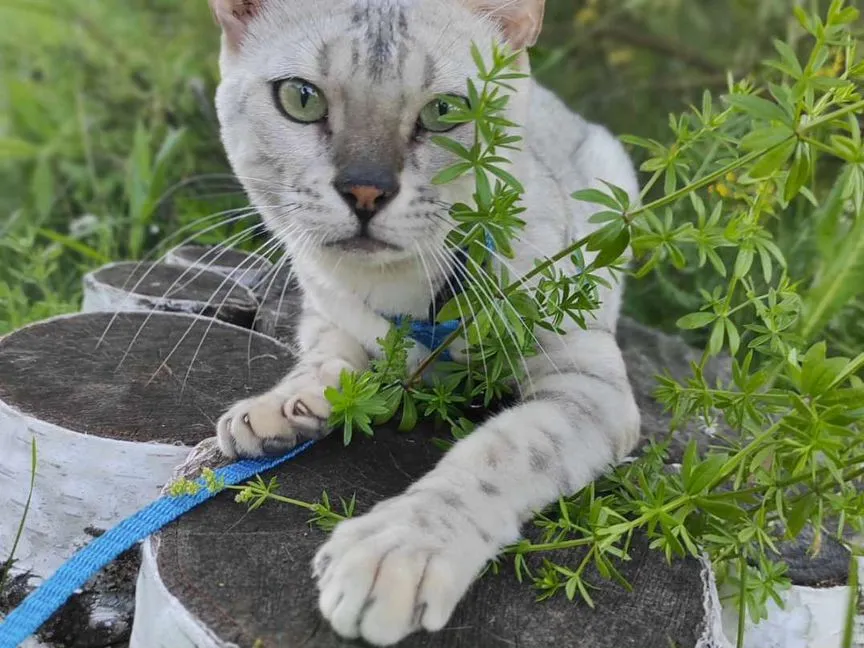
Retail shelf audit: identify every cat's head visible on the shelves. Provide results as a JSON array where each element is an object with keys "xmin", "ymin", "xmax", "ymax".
[{"xmin": 209, "ymin": 0, "xmax": 544, "ymax": 267}]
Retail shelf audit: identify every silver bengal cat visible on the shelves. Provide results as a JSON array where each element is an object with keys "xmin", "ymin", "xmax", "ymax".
[{"xmin": 208, "ymin": 0, "xmax": 640, "ymax": 644}]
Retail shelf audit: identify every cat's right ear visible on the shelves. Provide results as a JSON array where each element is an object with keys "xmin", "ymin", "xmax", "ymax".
[{"xmin": 209, "ymin": 0, "xmax": 263, "ymax": 50}]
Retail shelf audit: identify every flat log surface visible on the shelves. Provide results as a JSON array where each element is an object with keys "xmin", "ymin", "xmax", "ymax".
[
  {"xmin": 86, "ymin": 262, "xmax": 260, "ymax": 328},
  {"xmin": 157, "ymin": 428, "xmax": 708, "ymax": 648},
  {"xmin": 777, "ymin": 528, "xmax": 850, "ymax": 588},
  {"xmin": 166, "ymin": 245, "xmax": 274, "ymax": 290},
  {"xmin": 0, "ymin": 312, "xmax": 292, "ymax": 444},
  {"xmin": 167, "ymin": 245, "xmax": 273, "ymax": 275}
]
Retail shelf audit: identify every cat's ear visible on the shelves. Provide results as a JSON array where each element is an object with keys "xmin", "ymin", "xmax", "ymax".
[
  {"xmin": 463, "ymin": 0, "xmax": 546, "ymax": 50},
  {"xmin": 209, "ymin": 0, "xmax": 264, "ymax": 49}
]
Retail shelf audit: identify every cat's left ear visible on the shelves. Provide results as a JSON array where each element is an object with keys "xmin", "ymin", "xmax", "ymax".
[
  {"xmin": 209, "ymin": 0, "xmax": 264, "ymax": 49},
  {"xmin": 462, "ymin": 0, "xmax": 546, "ymax": 50}
]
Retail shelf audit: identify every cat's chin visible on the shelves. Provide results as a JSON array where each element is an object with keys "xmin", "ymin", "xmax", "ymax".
[
  {"xmin": 312, "ymin": 235, "xmax": 421, "ymax": 269},
  {"xmin": 325, "ymin": 235, "xmax": 401, "ymax": 254}
]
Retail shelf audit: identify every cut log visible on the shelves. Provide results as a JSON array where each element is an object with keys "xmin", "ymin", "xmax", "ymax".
[
  {"xmin": 720, "ymin": 529, "xmax": 860, "ymax": 648},
  {"xmin": 167, "ymin": 244, "xmax": 302, "ymax": 343},
  {"xmin": 165, "ymin": 245, "xmax": 273, "ymax": 291},
  {"xmin": 129, "ymin": 316, "xmax": 735, "ymax": 648},
  {"xmin": 133, "ymin": 429, "xmax": 725, "ymax": 648},
  {"xmin": 82, "ymin": 261, "xmax": 260, "ymax": 329},
  {"xmin": 2, "ymin": 253, "xmax": 855, "ymax": 648},
  {"xmin": 0, "ymin": 312, "xmax": 292, "ymax": 585}
]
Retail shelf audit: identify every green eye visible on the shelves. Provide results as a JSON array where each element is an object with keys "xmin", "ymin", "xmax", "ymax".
[
  {"xmin": 418, "ymin": 95, "xmax": 466, "ymax": 133},
  {"xmin": 274, "ymin": 78, "xmax": 328, "ymax": 123}
]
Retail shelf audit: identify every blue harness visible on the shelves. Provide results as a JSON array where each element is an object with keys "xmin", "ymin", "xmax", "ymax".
[{"xmin": 386, "ymin": 244, "xmax": 476, "ymax": 361}]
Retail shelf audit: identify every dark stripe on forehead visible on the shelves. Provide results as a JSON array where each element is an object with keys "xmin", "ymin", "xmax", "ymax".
[
  {"xmin": 423, "ymin": 54, "xmax": 436, "ymax": 90},
  {"xmin": 352, "ymin": 39, "xmax": 361, "ymax": 70},
  {"xmin": 318, "ymin": 43, "xmax": 331, "ymax": 78},
  {"xmin": 396, "ymin": 41, "xmax": 410, "ymax": 79},
  {"xmin": 352, "ymin": 0, "xmax": 411, "ymax": 81}
]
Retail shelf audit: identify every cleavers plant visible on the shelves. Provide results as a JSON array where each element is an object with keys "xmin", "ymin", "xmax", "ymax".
[{"xmin": 229, "ymin": 2, "xmax": 864, "ymax": 643}]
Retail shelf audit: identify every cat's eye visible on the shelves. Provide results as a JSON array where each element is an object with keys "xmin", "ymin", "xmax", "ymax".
[
  {"xmin": 274, "ymin": 78, "xmax": 328, "ymax": 124},
  {"xmin": 418, "ymin": 95, "xmax": 467, "ymax": 133}
]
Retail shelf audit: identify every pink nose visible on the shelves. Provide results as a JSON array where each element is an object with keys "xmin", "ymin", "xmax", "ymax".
[{"xmin": 347, "ymin": 185, "xmax": 386, "ymax": 212}]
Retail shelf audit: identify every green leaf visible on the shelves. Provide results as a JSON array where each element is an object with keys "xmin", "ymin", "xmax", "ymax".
[
  {"xmin": 0, "ymin": 137, "xmax": 39, "ymax": 160},
  {"xmin": 740, "ymin": 127, "xmax": 793, "ymax": 152},
  {"xmin": 677, "ymin": 312, "xmax": 717, "ymax": 330},
  {"xmin": 733, "ymin": 247, "xmax": 755, "ymax": 279},
  {"xmin": 750, "ymin": 139, "xmax": 796, "ymax": 178},
  {"xmin": 432, "ymin": 162, "xmax": 473, "ymax": 185},
  {"xmin": 772, "ymin": 39, "xmax": 804, "ymax": 77},
  {"xmin": 600, "ymin": 181, "xmax": 631, "ymax": 209},
  {"xmin": 486, "ymin": 163, "xmax": 525, "ymax": 193},
  {"xmin": 38, "ymin": 229, "xmax": 110, "ymax": 264},
  {"xmin": 784, "ymin": 147, "xmax": 810, "ymax": 202},
  {"xmin": 572, "ymin": 188, "xmax": 621, "ymax": 211},
  {"xmin": 431, "ymin": 136, "xmax": 473, "ymax": 161},
  {"xmin": 726, "ymin": 94, "xmax": 791, "ymax": 124},
  {"xmin": 436, "ymin": 293, "xmax": 474, "ymax": 324},
  {"xmin": 786, "ymin": 495, "xmax": 816, "ymax": 538},
  {"xmin": 708, "ymin": 320, "xmax": 725, "ymax": 356},
  {"xmin": 687, "ymin": 454, "xmax": 729, "ymax": 494},
  {"xmin": 398, "ymin": 392, "xmax": 418, "ymax": 432},
  {"xmin": 592, "ymin": 228, "xmax": 630, "ymax": 268},
  {"xmin": 725, "ymin": 319, "xmax": 740, "ymax": 355},
  {"xmin": 696, "ymin": 498, "xmax": 748, "ymax": 521}
]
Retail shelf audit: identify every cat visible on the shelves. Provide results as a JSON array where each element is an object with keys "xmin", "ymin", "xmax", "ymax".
[{"xmin": 208, "ymin": 0, "xmax": 641, "ymax": 645}]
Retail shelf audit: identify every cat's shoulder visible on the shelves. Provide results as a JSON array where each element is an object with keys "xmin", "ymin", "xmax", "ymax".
[{"xmin": 527, "ymin": 80, "xmax": 637, "ymax": 196}]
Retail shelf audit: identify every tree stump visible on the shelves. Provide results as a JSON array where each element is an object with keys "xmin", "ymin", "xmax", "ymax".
[
  {"xmin": 165, "ymin": 245, "xmax": 274, "ymax": 291},
  {"xmin": 163, "ymin": 244, "xmax": 303, "ymax": 342},
  {"xmin": 131, "ymin": 428, "xmax": 724, "ymax": 648},
  {"xmin": 0, "ymin": 312, "xmax": 292, "ymax": 582},
  {"xmin": 82, "ymin": 261, "xmax": 260, "ymax": 329},
  {"xmin": 2, "ymin": 247, "xmax": 857, "ymax": 648}
]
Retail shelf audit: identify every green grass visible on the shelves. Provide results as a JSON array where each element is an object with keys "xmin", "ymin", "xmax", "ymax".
[{"xmin": 0, "ymin": 0, "xmax": 860, "ymax": 357}]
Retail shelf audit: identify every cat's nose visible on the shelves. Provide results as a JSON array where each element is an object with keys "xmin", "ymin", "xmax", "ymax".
[{"xmin": 334, "ymin": 169, "xmax": 400, "ymax": 223}]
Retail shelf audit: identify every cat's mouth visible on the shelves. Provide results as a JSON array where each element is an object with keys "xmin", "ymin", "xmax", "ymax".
[{"xmin": 325, "ymin": 235, "xmax": 400, "ymax": 253}]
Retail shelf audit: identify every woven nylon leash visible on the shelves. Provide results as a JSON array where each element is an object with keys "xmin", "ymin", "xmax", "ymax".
[
  {"xmin": 0, "ymin": 440, "xmax": 316, "ymax": 648},
  {"xmin": 0, "ymin": 241, "xmax": 485, "ymax": 646}
]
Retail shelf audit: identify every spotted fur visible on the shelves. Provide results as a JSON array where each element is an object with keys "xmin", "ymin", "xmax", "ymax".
[{"xmin": 208, "ymin": 0, "xmax": 641, "ymax": 645}]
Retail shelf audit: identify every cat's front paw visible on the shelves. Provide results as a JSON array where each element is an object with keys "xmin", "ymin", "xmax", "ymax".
[
  {"xmin": 216, "ymin": 375, "xmax": 331, "ymax": 458},
  {"xmin": 313, "ymin": 493, "xmax": 491, "ymax": 646}
]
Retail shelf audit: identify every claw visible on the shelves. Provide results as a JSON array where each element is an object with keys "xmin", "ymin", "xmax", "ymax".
[{"xmin": 293, "ymin": 399, "xmax": 312, "ymax": 418}]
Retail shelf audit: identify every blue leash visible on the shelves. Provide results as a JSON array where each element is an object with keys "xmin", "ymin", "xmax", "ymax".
[
  {"xmin": 0, "ymin": 441, "xmax": 315, "ymax": 648},
  {"xmin": 0, "ymin": 237, "xmax": 489, "ymax": 645}
]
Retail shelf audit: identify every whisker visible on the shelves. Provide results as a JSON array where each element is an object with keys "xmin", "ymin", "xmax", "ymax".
[
  {"xmin": 174, "ymin": 233, "xmax": 292, "ymax": 394},
  {"xmin": 461, "ymin": 251, "xmax": 561, "ymax": 381},
  {"xmin": 245, "ymin": 223, "xmax": 327, "ymax": 366},
  {"xmin": 439, "ymin": 246, "xmax": 528, "ymax": 399},
  {"xmin": 426, "ymin": 245, "xmax": 493, "ymax": 392},
  {"xmin": 414, "ymin": 242, "xmax": 476, "ymax": 380},
  {"xmin": 97, "ymin": 206, "xmax": 266, "ymax": 347},
  {"xmin": 113, "ymin": 221, "xmax": 269, "ymax": 371}
]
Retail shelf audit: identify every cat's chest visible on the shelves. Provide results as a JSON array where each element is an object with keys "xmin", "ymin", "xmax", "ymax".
[{"xmin": 302, "ymin": 259, "xmax": 438, "ymax": 320}]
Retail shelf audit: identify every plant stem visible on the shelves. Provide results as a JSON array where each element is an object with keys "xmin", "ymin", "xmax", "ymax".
[
  {"xmin": 736, "ymin": 555, "xmax": 747, "ymax": 648},
  {"xmin": 503, "ymin": 537, "xmax": 594, "ymax": 555},
  {"xmin": 801, "ymin": 99, "xmax": 864, "ymax": 130},
  {"xmin": 0, "ymin": 439, "xmax": 37, "ymax": 595},
  {"xmin": 409, "ymin": 138, "xmax": 793, "ymax": 381}
]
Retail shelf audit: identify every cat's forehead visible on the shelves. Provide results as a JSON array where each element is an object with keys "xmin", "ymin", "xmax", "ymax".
[{"xmin": 244, "ymin": 0, "xmax": 493, "ymax": 92}]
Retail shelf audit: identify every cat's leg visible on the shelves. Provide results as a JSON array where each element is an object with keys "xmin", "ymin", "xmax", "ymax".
[
  {"xmin": 216, "ymin": 307, "xmax": 368, "ymax": 458},
  {"xmin": 313, "ymin": 324, "xmax": 640, "ymax": 646}
]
